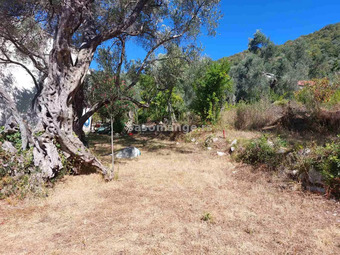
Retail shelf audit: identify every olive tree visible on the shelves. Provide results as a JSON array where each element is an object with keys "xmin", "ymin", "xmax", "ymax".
[{"xmin": 0, "ymin": 0, "xmax": 222, "ymax": 180}]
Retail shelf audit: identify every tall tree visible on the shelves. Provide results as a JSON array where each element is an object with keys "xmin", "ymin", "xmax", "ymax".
[
  {"xmin": 192, "ymin": 58, "xmax": 233, "ymax": 123},
  {"xmin": 0, "ymin": 0, "xmax": 222, "ymax": 180}
]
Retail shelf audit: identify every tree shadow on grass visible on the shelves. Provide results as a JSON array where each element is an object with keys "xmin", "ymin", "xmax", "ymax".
[{"xmin": 87, "ymin": 133, "xmax": 194, "ymax": 157}]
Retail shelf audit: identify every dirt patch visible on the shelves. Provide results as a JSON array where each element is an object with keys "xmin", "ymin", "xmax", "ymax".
[{"xmin": 0, "ymin": 134, "xmax": 339, "ymax": 254}]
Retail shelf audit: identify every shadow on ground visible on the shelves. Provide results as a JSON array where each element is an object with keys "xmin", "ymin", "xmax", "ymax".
[{"xmin": 87, "ymin": 133, "xmax": 194, "ymax": 160}]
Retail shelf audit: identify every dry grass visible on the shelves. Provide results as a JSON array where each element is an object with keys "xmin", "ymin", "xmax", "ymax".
[
  {"xmin": 0, "ymin": 133, "xmax": 339, "ymax": 254},
  {"xmin": 221, "ymin": 100, "xmax": 283, "ymax": 130}
]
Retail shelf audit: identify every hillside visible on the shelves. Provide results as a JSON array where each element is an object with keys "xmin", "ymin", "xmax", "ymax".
[
  {"xmin": 228, "ymin": 22, "xmax": 340, "ymax": 70},
  {"xmin": 223, "ymin": 23, "xmax": 340, "ymax": 102}
]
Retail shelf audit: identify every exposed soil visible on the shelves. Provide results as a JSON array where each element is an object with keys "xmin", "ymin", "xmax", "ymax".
[{"xmin": 0, "ymin": 133, "xmax": 339, "ymax": 254}]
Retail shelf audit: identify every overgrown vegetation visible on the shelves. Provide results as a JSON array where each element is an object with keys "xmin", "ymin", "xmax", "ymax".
[
  {"xmin": 0, "ymin": 127, "xmax": 72, "ymax": 199},
  {"xmin": 296, "ymin": 139, "xmax": 340, "ymax": 197},
  {"xmin": 237, "ymin": 135, "xmax": 286, "ymax": 169},
  {"xmin": 0, "ymin": 132, "xmax": 47, "ymax": 199},
  {"xmin": 235, "ymin": 134, "xmax": 340, "ymax": 198}
]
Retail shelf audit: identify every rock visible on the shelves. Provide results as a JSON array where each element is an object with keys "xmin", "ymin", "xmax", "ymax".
[
  {"xmin": 277, "ymin": 147, "xmax": 287, "ymax": 154},
  {"xmin": 115, "ymin": 147, "xmax": 141, "ymax": 159},
  {"xmin": 231, "ymin": 139, "xmax": 237, "ymax": 146},
  {"xmin": 207, "ymin": 147, "xmax": 212, "ymax": 150},
  {"xmin": 267, "ymin": 140, "xmax": 274, "ymax": 147},
  {"xmin": 1, "ymin": 141, "xmax": 17, "ymax": 154},
  {"xmin": 284, "ymin": 168, "xmax": 299, "ymax": 178},
  {"xmin": 292, "ymin": 170, "xmax": 299, "ymax": 176},
  {"xmin": 217, "ymin": 151, "xmax": 226, "ymax": 156},
  {"xmin": 191, "ymin": 138, "xmax": 196, "ymax": 142},
  {"xmin": 204, "ymin": 136, "xmax": 212, "ymax": 147},
  {"xmin": 212, "ymin": 137, "xmax": 218, "ymax": 142},
  {"xmin": 230, "ymin": 146, "xmax": 236, "ymax": 153},
  {"xmin": 299, "ymin": 148, "xmax": 311, "ymax": 156},
  {"xmin": 3, "ymin": 116, "xmax": 19, "ymax": 135},
  {"xmin": 308, "ymin": 168, "xmax": 323, "ymax": 185},
  {"xmin": 306, "ymin": 185, "xmax": 326, "ymax": 194}
]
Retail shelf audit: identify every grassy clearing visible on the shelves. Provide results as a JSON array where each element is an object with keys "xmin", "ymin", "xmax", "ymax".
[{"xmin": 0, "ymin": 133, "xmax": 339, "ymax": 254}]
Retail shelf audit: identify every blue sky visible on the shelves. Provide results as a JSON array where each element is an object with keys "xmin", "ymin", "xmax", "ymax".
[{"xmin": 92, "ymin": 0, "xmax": 340, "ymax": 68}]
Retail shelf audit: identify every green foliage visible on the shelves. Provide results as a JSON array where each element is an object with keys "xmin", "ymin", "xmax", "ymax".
[
  {"xmin": 248, "ymin": 30, "xmax": 276, "ymax": 59},
  {"xmin": 0, "ymin": 147, "xmax": 46, "ymax": 199},
  {"xmin": 138, "ymin": 86, "xmax": 185, "ymax": 123},
  {"xmin": 328, "ymin": 90, "xmax": 340, "ymax": 106},
  {"xmin": 192, "ymin": 59, "xmax": 233, "ymax": 123},
  {"xmin": 87, "ymin": 71, "xmax": 137, "ymax": 131},
  {"xmin": 230, "ymin": 54, "xmax": 268, "ymax": 101},
  {"xmin": 237, "ymin": 135, "xmax": 285, "ymax": 169},
  {"xmin": 235, "ymin": 133, "xmax": 340, "ymax": 198},
  {"xmin": 295, "ymin": 78, "xmax": 340, "ymax": 111},
  {"xmin": 296, "ymin": 139, "xmax": 340, "ymax": 197},
  {"xmin": 0, "ymin": 130, "xmax": 22, "ymax": 151}
]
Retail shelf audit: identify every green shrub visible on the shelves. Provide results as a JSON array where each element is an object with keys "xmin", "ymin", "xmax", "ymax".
[
  {"xmin": 297, "ymin": 139, "xmax": 340, "ymax": 197},
  {"xmin": 192, "ymin": 59, "xmax": 233, "ymax": 124},
  {"xmin": 237, "ymin": 135, "xmax": 286, "ymax": 169},
  {"xmin": 328, "ymin": 89, "xmax": 340, "ymax": 107},
  {"xmin": 0, "ymin": 147, "xmax": 47, "ymax": 199},
  {"xmin": 0, "ymin": 130, "xmax": 22, "ymax": 151},
  {"xmin": 0, "ymin": 128, "xmax": 49, "ymax": 199},
  {"xmin": 295, "ymin": 78, "xmax": 340, "ymax": 111}
]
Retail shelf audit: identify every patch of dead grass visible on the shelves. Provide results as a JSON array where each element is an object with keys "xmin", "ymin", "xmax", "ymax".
[{"xmin": 0, "ymin": 134, "xmax": 339, "ymax": 254}]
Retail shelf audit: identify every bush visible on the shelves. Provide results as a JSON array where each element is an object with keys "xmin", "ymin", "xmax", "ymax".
[
  {"xmin": 328, "ymin": 89, "xmax": 340, "ymax": 107},
  {"xmin": 236, "ymin": 134, "xmax": 340, "ymax": 198},
  {"xmin": 296, "ymin": 139, "xmax": 340, "ymax": 197},
  {"xmin": 0, "ymin": 127, "xmax": 49, "ymax": 199},
  {"xmin": 237, "ymin": 135, "xmax": 286, "ymax": 169},
  {"xmin": 295, "ymin": 78, "xmax": 340, "ymax": 111},
  {"xmin": 0, "ymin": 147, "xmax": 47, "ymax": 199},
  {"xmin": 0, "ymin": 130, "xmax": 22, "ymax": 151}
]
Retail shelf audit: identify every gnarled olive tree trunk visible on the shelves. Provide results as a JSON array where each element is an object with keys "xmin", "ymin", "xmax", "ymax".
[{"xmin": 32, "ymin": 42, "xmax": 111, "ymax": 180}]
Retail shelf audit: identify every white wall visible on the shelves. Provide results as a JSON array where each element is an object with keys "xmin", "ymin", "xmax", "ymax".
[{"xmin": 0, "ymin": 54, "xmax": 36, "ymax": 124}]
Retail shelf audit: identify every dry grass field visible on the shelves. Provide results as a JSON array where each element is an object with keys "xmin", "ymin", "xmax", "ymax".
[{"xmin": 0, "ymin": 133, "xmax": 339, "ymax": 254}]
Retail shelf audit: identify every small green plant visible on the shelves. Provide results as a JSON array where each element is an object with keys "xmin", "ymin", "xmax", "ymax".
[
  {"xmin": 34, "ymin": 131, "xmax": 44, "ymax": 137},
  {"xmin": 328, "ymin": 89, "xmax": 340, "ymax": 107},
  {"xmin": 0, "ymin": 147, "xmax": 47, "ymax": 200},
  {"xmin": 0, "ymin": 131, "xmax": 22, "ymax": 150},
  {"xmin": 201, "ymin": 212, "xmax": 213, "ymax": 222}
]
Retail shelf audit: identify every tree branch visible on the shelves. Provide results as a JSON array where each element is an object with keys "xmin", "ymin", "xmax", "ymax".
[
  {"xmin": 0, "ymin": 51, "xmax": 40, "ymax": 91},
  {"xmin": 98, "ymin": 0, "xmax": 150, "ymax": 43}
]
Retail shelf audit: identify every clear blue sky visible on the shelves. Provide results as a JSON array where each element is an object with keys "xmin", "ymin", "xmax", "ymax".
[{"xmin": 91, "ymin": 0, "xmax": 340, "ymax": 68}]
